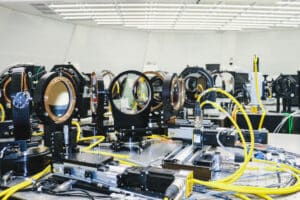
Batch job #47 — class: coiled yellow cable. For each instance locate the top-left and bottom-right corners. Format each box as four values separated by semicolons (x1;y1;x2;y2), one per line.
32;131;44;136
0;103;5;122
194;88;300;198
73;121;138;165
200;100;248;170
0;165;51;200
71;121;129;159
193;159;300;195
234;193;251;200
256;194;273;200
197;88;255;184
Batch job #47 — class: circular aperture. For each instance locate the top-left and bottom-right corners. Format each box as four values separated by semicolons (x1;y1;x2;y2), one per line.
185;76;207;93
111;73;151;115
214;72;234;93
171;76;185;111
44;76;76;123
144;71;164;111
273;76;297;98
185;76;197;92
3;77;12;104
102;72;114;90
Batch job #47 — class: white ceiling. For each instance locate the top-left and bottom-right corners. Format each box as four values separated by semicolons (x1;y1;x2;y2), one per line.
2;0;300;31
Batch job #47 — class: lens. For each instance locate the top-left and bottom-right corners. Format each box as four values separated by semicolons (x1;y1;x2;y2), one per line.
185;76;198;92
111;73;151;115
172;82;179;105
214;72;234;93
47;81;70;117
44;76;76;123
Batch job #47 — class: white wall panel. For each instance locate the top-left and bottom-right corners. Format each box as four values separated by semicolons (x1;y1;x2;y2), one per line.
0;6;74;70
0;5;299;76
145;30;300;75
65;26;148;73
235;30;300;75
145;31;239;74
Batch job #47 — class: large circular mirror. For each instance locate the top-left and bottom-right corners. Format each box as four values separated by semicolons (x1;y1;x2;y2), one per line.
171;76;185;111
144;71;164;111
180;67;215;107
213;72;234;94
44;76;76;123
3;77;12;104
102;70;115;90
185;75;207;93
110;72;152;115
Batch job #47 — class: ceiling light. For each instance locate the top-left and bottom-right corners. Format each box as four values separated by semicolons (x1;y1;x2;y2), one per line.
63;16;96;20
186;4;250;9
95;19;175;22
182;12;238;16
123;22;224;26
180;16;235;19
55;8;183;12
58;12;180;16
241;13;294;18
272;24;299;27
136;26;242;31
252;5;300;10
224;23;271;27
184;8;245;13
178;19;229;22
96;22;123;25
54;8;117;12
49;3;300;10
281;21;300;24
230;20;278;24
49;3;115;8
223;26;270;30
92;16;178;19
95;19;226;23
178;16;231;21
60;12;118;16
49;2;300;31
277;1;300;5
236;17;288;21
246;10;300;14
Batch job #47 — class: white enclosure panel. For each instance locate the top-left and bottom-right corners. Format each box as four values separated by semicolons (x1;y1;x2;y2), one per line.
145;30;300;75
144;31;239;74
65;25;148;73
219;32;238;71
0;6;74;69
235;30;300;75
144;31;221;74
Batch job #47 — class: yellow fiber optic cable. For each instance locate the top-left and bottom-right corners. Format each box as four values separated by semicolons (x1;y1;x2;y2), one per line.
200;100;248;172
234;193;251;200
0;165;51;200
71;121;130;160
197;88;255;184
193;157;300;196
0;103;5;122
253;55;266;130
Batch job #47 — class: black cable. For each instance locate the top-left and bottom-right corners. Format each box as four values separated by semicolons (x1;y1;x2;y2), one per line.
7;178;112;200
14;187;111;199
40;189;110;200
276;172;282;188
286;176;297;186
193;185;234;200
48;193;110;199
67;189;97;199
